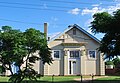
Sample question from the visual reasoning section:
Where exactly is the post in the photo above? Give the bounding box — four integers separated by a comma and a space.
52, 74, 54, 83
92, 74, 94, 80
44, 22, 47, 39
91, 74, 94, 83
80, 74, 82, 82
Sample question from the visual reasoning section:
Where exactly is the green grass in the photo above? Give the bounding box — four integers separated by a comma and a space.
0, 76, 9, 82
92, 76, 120, 83
96, 76, 120, 80
1, 75, 120, 83
0, 76, 82, 83
39, 76, 82, 82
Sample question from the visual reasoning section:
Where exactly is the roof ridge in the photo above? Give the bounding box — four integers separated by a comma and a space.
48, 24, 100, 44
73, 24, 100, 43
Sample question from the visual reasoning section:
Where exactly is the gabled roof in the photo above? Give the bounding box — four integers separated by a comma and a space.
48, 24, 100, 44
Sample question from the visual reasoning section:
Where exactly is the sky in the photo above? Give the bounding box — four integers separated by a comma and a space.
0, 0, 120, 40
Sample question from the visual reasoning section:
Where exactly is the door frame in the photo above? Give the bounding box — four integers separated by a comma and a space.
69, 60, 77, 75
67, 50, 81, 75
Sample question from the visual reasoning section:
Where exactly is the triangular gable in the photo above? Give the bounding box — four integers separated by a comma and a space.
48, 24, 100, 44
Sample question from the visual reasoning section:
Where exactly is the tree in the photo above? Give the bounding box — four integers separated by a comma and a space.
0, 26, 52, 83
105, 60, 114, 65
112, 57, 120, 68
90, 9, 120, 60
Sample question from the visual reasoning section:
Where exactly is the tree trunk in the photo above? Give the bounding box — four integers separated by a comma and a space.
8, 63, 13, 75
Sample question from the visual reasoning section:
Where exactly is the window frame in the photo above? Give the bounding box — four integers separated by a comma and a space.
52, 50, 61, 60
88, 50, 96, 59
73, 28, 76, 35
69, 50, 80, 59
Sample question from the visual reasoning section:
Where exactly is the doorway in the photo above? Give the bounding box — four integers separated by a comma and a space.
69, 61, 77, 75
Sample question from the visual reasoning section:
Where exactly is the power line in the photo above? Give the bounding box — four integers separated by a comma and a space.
0, 4, 100, 12
0, 5, 68, 12
0, 1, 116, 10
0, 4, 113, 13
0, 1, 101, 10
0, 1, 117, 13
0, 18, 66, 26
99, 0, 118, 2
0, 1, 76, 9
40, 0, 99, 5
40, 0, 116, 6
0, 18, 41, 25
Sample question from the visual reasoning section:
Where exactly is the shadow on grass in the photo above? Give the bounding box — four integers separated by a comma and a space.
0, 80, 80, 83
1, 80, 120, 83
92, 80, 120, 83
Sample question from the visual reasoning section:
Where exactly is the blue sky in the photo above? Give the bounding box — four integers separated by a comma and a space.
0, 0, 120, 40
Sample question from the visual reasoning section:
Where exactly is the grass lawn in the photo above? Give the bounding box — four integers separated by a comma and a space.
40, 76, 80, 82
92, 76, 120, 83
96, 76, 120, 80
0, 75, 84, 83
40, 75, 91, 81
1, 75, 120, 83
0, 76, 9, 82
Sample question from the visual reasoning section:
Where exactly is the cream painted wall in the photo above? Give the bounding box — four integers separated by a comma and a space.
47, 27, 104, 75
33, 61, 40, 74
64, 51, 69, 75
48, 60, 60, 75
85, 60, 96, 75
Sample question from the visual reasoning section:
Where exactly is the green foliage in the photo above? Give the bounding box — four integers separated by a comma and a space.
0, 26, 52, 83
90, 9, 120, 59
91, 12, 112, 33
105, 60, 114, 65
9, 68, 38, 83
112, 57, 120, 68
0, 65, 6, 74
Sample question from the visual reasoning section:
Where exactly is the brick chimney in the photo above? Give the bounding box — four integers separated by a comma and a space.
44, 23, 47, 38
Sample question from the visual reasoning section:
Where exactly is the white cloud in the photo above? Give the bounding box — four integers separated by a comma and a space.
81, 7, 105, 15
92, 4, 100, 7
84, 18, 94, 27
68, 8, 80, 15
82, 3, 120, 29
92, 3, 102, 7
83, 19, 94, 34
106, 4, 120, 14
81, 3, 120, 15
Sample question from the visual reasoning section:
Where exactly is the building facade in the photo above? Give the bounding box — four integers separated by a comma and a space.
5, 24, 105, 76
42, 24, 105, 76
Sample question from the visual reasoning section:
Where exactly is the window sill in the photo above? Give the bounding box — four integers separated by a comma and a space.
69, 58, 80, 59
88, 57, 96, 60
53, 58, 61, 60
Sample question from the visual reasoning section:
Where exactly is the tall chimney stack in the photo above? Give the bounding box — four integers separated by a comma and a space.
44, 23, 47, 39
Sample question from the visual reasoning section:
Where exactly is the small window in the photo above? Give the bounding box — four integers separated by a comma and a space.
70, 51, 79, 58
73, 29, 76, 35
88, 50, 96, 58
53, 50, 61, 59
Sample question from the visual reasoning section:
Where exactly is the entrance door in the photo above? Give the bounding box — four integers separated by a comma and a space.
69, 61, 77, 75
73, 61, 77, 74
69, 50, 80, 75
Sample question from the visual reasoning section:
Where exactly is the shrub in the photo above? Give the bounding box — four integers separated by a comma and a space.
105, 61, 114, 65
